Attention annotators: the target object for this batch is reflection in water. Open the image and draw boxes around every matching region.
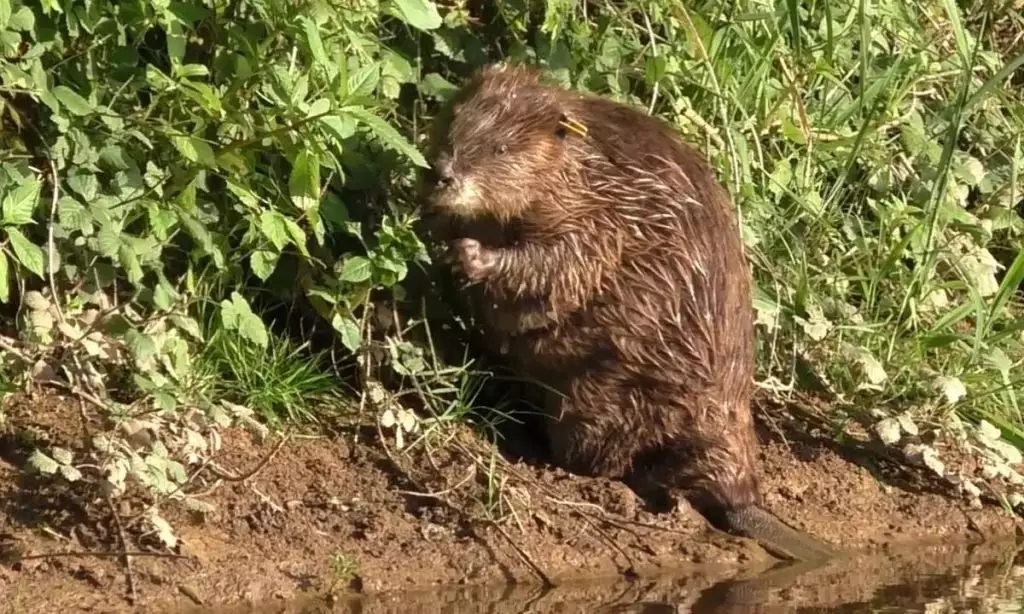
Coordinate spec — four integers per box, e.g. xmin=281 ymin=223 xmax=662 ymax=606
xmin=172 ymin=537 xmax=1024 ymax=613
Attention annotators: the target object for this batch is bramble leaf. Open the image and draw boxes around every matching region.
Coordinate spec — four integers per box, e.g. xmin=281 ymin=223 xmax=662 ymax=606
xmin=2 ymin=178 xmax=40 ymax=225
xmin=52 ymin=85 xmax=94 ymax=116
xmin=390 ymin=0 xmax=443 ymax=31
xmin=341 ymin=106 xmax=429 ymax=168
xmin=6 ymin=228 xmax=45 ymax=279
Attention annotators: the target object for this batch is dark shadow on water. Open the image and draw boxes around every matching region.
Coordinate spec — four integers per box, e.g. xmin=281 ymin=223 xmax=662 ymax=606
xmin=171 ymin=536 xmax=1024 ymax=613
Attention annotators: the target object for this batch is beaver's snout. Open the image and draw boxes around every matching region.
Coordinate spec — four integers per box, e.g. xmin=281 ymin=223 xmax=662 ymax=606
xmin=430 ymin=153 xmax=457 ymax=190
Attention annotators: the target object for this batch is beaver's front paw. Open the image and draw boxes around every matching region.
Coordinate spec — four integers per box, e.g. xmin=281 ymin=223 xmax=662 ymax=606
xmin=454 ymin=238 xmax=496 ymax=282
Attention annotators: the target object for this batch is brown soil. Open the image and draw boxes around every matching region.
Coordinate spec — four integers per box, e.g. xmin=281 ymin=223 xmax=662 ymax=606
xmin=0 ymin=389 xmax=1021 ymax=613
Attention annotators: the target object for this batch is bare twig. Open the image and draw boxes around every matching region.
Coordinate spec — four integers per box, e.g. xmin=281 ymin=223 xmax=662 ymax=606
xmin=642 ymin=9 xmax=660 ymax=115
xmin=106 ymin=496 xmax=138 ymax=605
xmin=17 ymin=550 xmax=192 ymax=561
xmin=205 ymin=429 xmax=292 ymax=482
xmin=489 ymin=518 xmax=555 ymax=588
xmin=45 ymin=377 xmax=110 ymax=413
xmin=0 ymin=335 xmax=33 ymax=364
xmin=45 ymin=158 xmax=66 ymax=325
xmin=395 ymin=465 xmax=477 ymax=499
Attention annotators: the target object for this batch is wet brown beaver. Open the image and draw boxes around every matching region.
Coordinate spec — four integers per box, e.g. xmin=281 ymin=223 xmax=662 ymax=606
xmin=421 ymin=62 xmax=834 ymax=563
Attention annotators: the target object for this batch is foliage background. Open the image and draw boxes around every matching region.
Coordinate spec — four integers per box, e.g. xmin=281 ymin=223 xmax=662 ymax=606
xmin=1 ymin=0 xmax=1023 ymax=540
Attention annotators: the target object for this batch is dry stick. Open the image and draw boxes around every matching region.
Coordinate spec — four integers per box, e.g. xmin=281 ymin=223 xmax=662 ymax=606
xmin=106 ymin=496 xmax=138 ymax=605
xmin=45 ymin=158 xmax=66 ymax=326
xmin=395 ymin=465 xmax=477 ymax=499
xmin=0 ymin=335 xmax=33 ymax=364
xmin=353 ymin=295 xmax=375 ymax=446
xmin=569 ymin=510 xmax=637 ymax=574
xmin=642 ymin=10 xmax=660 ymax=115
xmin=45 ymin=377 xmax=110 ymax=413
xmin=205 ymin=429 xmax=293 ymax=482
xmin=543 ymin=495 xmax=692 ymax=537
xmin=18 ymin=550 xmax=191 ymax=561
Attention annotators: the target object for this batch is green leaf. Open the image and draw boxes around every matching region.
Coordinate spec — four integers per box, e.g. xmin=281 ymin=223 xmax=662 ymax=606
xmin=57 ymin=197 xmax=89 ymax=232
xmin=0 ymin=0 xmax=10 ymax=31
xmin=346 ymin=63 xmax=381 ymax=99
xmin=51 ymin=446 xmax=73 ymax=465
xmin=289 ymin=151 xmax=320 ymax=212
xmin=6 ymin=227 xmax=44 ymax=278
xmin=239 ymin=312 xmax=269 ymax=349
xmin=166 ymin=19 xmax=185 ymax=63
xmin=0 ymin=250 xmax=9 ymax=303
xmin=390 ymin=0 xmax=443 ymax=31
xmin=28 ymin=449 xmax=59 ymax=475
xmin=180 ymin=80 xmax=224 ymax=116
xmin=307 ymin=98 xmax=331 ymax=118
xmin=52 ymin=85 xmax=94 ymax=116
xmin=60 ymin=465 xmax=82 ymax=482
xmin=171 ymin=135 xmax=216 ymax=166
xmin=301 ymin=16 xmax=331 ymax=77
xmin=95 ymin=223 xmax=121 ymax=258
xmin=341 ymin=106 xmax=428 ymax=168
xmin=67 ymin=171 xmax=98 ymax=200
xmin=250 ymin=249 xmax=279 ymax=281
xmin=153 ymin=277 xmax=179 ymax=310
xmin=309 ymin=208 xmax=326 ymax=246
xmin=147 ymin=205 xmax=176 ymax=241
xmin=170 ymin=315 xmax=204 ymax=342
xmin=220 ymin=294 xmax=243 ymax=329
xmin=259 ymin=210 xmax=290 ymax=251
xmin=332 ymin=312 xmax=362 ymax=352
xmin=283 ymin=217 xmax=309 ymax=257
xmin=419 ymin=73 xmax=459 ymax=99
xmin=125 ymin=329 xmax=157 ymax=364
xmin=119 ymin=243 xmax=144 ymax=284
xmin=225 ymin=179 xmax=259 ymax=211
xmin=2 ymin=178 xmax=40 ymax=225
xmin=319 ymin=115 xmax=357 ymax=142
xmin=220 ymin=293 xmax=268 ymax=348
xmin=39 ymin=0 xmax=62 ymax=15
xmin=175 ymin=63 xmax=209 ymax=79
xmin=8 ymin=6 xmax=33 ymax=31
xmin=339 ymin=255 xmax=372 ymax=283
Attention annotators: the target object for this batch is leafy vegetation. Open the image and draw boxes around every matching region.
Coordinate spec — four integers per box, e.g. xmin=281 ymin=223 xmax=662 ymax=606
xmin=0 ymin=0 xmax=1023 ymax=553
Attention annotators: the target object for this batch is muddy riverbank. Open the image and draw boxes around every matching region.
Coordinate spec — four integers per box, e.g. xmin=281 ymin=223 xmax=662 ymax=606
xmin=0 ymin=389 xmax=1020 ymax=612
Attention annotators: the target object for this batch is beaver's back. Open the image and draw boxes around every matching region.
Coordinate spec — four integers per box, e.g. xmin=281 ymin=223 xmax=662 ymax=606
xmin=503 ymin=91 xmax=755 ymax=400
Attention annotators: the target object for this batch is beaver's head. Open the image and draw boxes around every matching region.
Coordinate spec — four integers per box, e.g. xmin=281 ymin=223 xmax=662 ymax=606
xmin=424 ymin=63 xmax=584 ymax=223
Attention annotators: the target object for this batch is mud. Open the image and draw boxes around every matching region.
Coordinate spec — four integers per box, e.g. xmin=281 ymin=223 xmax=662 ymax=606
xmin=166 ymin=538 xmax=1024 ymax=613
xmin=0 ymin=389 xmax=1021 ymax=612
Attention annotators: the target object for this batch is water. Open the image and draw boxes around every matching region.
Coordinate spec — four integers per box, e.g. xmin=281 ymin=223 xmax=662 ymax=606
xmin=177 ymin=537 xmax=1024 ymax=613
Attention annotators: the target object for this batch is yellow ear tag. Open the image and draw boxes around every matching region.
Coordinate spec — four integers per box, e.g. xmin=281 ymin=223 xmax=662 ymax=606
xmin=558 ymin=116 xmax=588 ymax=138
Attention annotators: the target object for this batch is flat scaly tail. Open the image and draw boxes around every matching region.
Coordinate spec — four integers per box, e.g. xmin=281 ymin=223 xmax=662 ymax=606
xmin=724 ymin=504 xmax=835 ymax=563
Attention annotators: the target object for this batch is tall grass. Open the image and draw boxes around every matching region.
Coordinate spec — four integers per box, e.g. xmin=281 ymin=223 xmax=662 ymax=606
xmin=478 ymin=0 xmax=1024 ymax=442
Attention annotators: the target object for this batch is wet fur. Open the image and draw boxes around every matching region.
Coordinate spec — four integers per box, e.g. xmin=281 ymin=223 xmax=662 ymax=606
xmin=423 ymin=63 xmax=827 ymax=558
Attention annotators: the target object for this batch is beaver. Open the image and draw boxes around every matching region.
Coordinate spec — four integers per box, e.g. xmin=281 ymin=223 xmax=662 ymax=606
xmin=421 ymin=62 xmax=834 ymax=564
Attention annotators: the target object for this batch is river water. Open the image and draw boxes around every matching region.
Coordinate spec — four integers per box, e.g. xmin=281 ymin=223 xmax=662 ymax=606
xmin=176 ymin=536 xmax=1024 ymax=613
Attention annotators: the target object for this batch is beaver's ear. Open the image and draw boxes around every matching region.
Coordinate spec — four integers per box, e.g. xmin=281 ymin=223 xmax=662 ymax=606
xmin=555 ymin=112 xmax=588 ymax=141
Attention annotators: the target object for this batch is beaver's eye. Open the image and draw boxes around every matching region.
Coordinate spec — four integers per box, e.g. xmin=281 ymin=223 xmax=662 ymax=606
xmin=495 ymin=143 xmax=508 ymax=156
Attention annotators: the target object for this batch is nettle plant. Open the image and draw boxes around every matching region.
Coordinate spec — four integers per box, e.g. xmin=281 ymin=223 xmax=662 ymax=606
xmin=0 ymin=0 xmax=460 ymax=544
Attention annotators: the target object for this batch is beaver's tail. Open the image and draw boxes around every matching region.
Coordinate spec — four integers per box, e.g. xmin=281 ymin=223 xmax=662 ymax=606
xmin=721 ymin=504 xmax=835 ymax=563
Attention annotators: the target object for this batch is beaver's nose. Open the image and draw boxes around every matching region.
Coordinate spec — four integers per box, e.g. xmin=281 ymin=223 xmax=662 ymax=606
xmin=432 ymin=154 xmax=456 ymax=188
